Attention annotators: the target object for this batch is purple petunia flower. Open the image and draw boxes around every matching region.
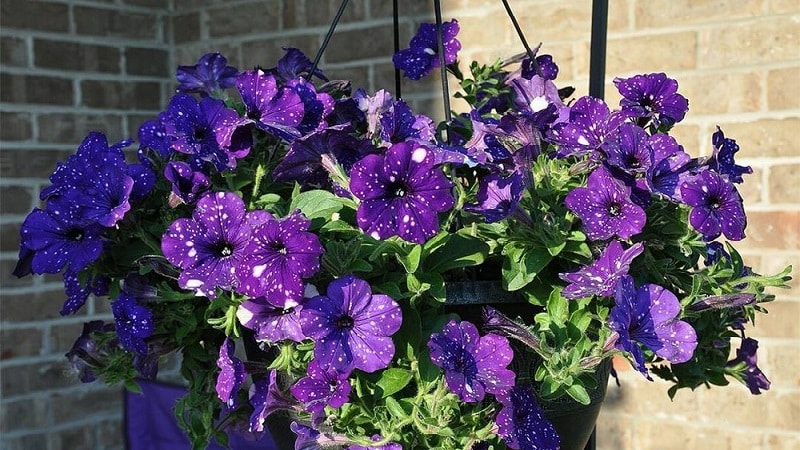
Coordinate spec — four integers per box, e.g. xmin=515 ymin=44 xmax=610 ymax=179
xmin=162 ymin=94 xmax=244 ymax=171
xmin=60 ymin=270 xmax=108 ymax=315
xmin=216 ymin=337 xmax=246 ymax=407
xmin=608 ymin=276 xmax=697 ymax=378
xmin=237 ymin=295 xmax=306 ymax=343
xmin=428 ymin=319 xmax=515 ymax=403
xmin=726 ymin=338 xmax=770 ymax=395
xmin=680 ymin=170 xmax=746 ymax=241
xmin=137 ymin=116 xmax=173 ymax=163
xmin=285 ymin=78 xmax=335 ymax=134
xmin=348 ymin=435 xmax=402 ymax=450
xmin=482 ymin=306 xmax=541 ymax=352
xmin=496 ymin=384 xmax=560 ymax=450
xmin=565 ymin=166 xmax=647 ymax=241
xmin=65 ymin=320 xmax=116 ymax=383
xmin=249 ymin=370 xmax=297 ymax=433
xmin=521 ymin=54 xmax=559 ymax=81
xmin=300 ymin=275 xmax=402 ymax=374
xmin=646 ymin=133 xmax=693 ymax=199
xmin=19 ymin=200 xmax=106 ymax=275
xmin=602 ymin=122 xmax=651 ymax=176
xmin=354 ymin=89 xmax=395 ymax=138
xmin=266 ymin=47 xmax=328 ymax=82
xmin=709 ymin=126 xmax=752 ymax=184
xmin=464 ymin=172 xmax=525 ymax=224
xmin=111 ymin=292 xmax=155 ymax=356
xmin=216 ymin=69 xmax=304 ymax=145
xmin=393 ymin=19 xmax=461 ymax=80
xmin=547 ymin=96 xmax=625 ymax=158
xmin=163 ymin=161 xmax=211 ymax=206
xmin=350 ymin=142 xmax=455 ymax=244
xmin=613 ymin=72 xmax=689 ymax=127
xmin=379 ymin=99 xmax=435 ymax=145
xmin=508 ymin=75 xmax=568 ymax=128
xmin=175 ymin=52 xmax=239 ymax=98
xmin=238 ymin=210 xmax=324 ymax=307
xmin=560 ymin=241 xmax=645 ymax=300
xmin=290 ymin=359 xmax=351 ymax=413
xmin=161 ymin=191 xmax=251 ymax=297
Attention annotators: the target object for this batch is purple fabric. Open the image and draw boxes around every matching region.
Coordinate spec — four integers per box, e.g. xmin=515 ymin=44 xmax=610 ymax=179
xmin=125 ymin=379 xmax=276 ymax=450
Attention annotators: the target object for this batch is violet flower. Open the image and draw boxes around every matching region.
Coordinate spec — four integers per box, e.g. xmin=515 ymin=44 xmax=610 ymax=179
xmin=482 ymin=306 xmax=541 ymax=352
xmin=379 ymin=99 xmax=435 ymax=145
xmin=393 ymin=19 xmax=461 ymax=80
xmin=161 ymin=191 xmax=252 ymax=298
xmin=249 ymin=370 xmax=297 ymax=433
xmin=60 ymin=270 xmax=101 ymax=315
xmin=565 ymin=166 xmax=647 ymax=241
xmin=284 ymin=77 xmax=335 ymax=134
xmin=608 ymin=276 xmax=697 ymax=378
xmin=559 ymin=241 xmax=645 ymax=300
xmin=65 ymin=320 xmax=115 ymax=383
xmin=547 ymin=96 xmax=625 ymax=158
xmin=680 ymin=170 xmax=746 ymax=241
xmin=216 ymin=337 xmax=246 ymax=407
xmin=163 ymin=161 xmax=211 ymax=205
xmin=350 ymin=142 xmax=455 ymax=244
xmin=496 ymin=384 xmax=560 ymax=450
xmin=464 ymin=173 xmax=525 ymax=224
xmin=290 ymin=359 xmax=351 ymax=413
xmin=646 ymin=133 xmax=693 ymax=199
xmin=726 ymin=338 xmax=771 ymax=395
xmin=428 ymin=319 xmax=515 ymax=403
xmin=266 ymin=47 xmax=328 ymax=82
xmin=175 ymin=52 xmax=239 ymax=98
xmin=709 ymin=126 xmax=752 ymax=184
xmin=237 ymin=295 xmax=306 ymax=343
xmin=613 ymin=72 xmax=689 ymax=127
xmin=238 ymin=210 xmax=324 ymax=307
xmin=602 ymin=122 xmax=651 ymax=176
xmin=300 ymin=275 xmax=402 ymax=374
xmin=111 ymin=292 xmax=155 ymax=356
xmin=348 ymin=435 xmax=402 ymax=450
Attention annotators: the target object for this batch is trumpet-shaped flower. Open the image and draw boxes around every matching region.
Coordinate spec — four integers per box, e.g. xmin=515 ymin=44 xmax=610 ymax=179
xmin=680 ymin=170 xmax=746 ymax=241
xmin=393 ymin=19 xmax=461 ymax=80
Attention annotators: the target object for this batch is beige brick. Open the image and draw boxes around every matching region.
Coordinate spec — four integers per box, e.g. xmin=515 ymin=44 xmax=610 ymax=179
xmin=515 ymin=1 xmax=595 ymax=42
xmin=768 ymin=67 xmax=800 ymax=111
xmin=240 ymin=36 xmax=318 ymax=71
xmin=740 ymin=210 xmax=800 ymax=250
xmin=769 ymin=164 xmax=800 ymax=204
xmin=766 ymin=432 xmax=800 ymax=449
xmin=680 ymin=71 xmax=762 ymax=115
xmin=756 ymin=252 xmax=799 ymax=292
xmin=588 ymin=31 xmax=697 ymax=78
xmin=326 ymin=24 xmax=396 ymax=64
xmin=739 ymin=166 xmax=764 ymax=205
xmin=458 ymin=12 xmax=512 ymax=50
xmin=634 ymin=0 xmax=764 ymax=29
xmin=722 ymin=118 xmax=800 ymax=158
xmin=767 ymin=390 xmax=800 ymax=430
xmin=770 ymin=0 xmax=800 ymax=13
xmin=695 ymin=382 xmax=776 ymax=428
xmin=755 ymin=300 xmax=800 ymax=338
xmin=698 ymin=16 xmax=800 ymax=68
xmin=595 ymin=414 xmax=635 ymax=450
xmin=760 ymin=341 xmax=800 ymax=388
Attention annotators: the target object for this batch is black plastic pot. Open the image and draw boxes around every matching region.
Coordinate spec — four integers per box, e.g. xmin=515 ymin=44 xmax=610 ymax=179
xmin=445 ymin=281 xmax=611 ymax=450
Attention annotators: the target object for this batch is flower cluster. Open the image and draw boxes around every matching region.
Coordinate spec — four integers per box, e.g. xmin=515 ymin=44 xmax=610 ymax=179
xmin=15 ymin=18 xmax=791 ymax=450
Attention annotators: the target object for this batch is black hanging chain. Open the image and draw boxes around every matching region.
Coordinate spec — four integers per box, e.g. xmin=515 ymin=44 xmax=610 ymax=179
xmin=392 ymin=0 xmax=402 ymax=98
xmin=433 ymin=0 xmax=452 ymax=141
xmin=501 ymin=0 xmax=542 ymax=77
xmin=589 ymin=0 xmax=609 ymax=100
xmin=307 ymin=0 xmax=350 ymax=80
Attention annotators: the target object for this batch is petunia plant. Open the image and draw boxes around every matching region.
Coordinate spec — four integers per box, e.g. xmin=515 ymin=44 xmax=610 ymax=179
xmin=14 ymin=17 xmax=792 ymax=450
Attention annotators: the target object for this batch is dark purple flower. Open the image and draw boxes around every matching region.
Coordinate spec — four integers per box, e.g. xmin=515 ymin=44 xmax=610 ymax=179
xmin=137 ymin=116 xmax=173 ymax=163
xmin=216 ymin=337 xmax=246 ymax=406
xmin=65 ymin=320 xmax=116 ymax=383
xmin=249 ymin=370 xmax=296 ymax=433
xmin=217 ymin=69 xmax=304 ymax=145
xmin=565 ymin=166 xmax=647 ymax=241
xmin=496 ymin=384 xmax=560 ymax=450
xmin=726 ymin=338 xmax=770 ymax=395
xmin=602 ymin=122 xmax=651 ymax=175
xmin=646 ymin=133 xmax=692 ymax=199
xmin=111 ymin=292 xmax=155 ymax=356
xmin=176 ymin=52 xmax=239 ymax=97
xmin=482 ymin=306 xmax=541 ymax=352
xmin=521 ymin=54 xmax=559 ymax=81
xmin=348 ymin=435 xmax=402 ymax=450
xmin=285 ymin=78 xmax=335 ymax=134
xmin=350 ymin=142 xmax=455 ymax=244
xmin=163 ymin=94 xmax=244 ymax=170
xmin=464 ymin=173 xmax=525 ymax=224
xmin=689 ymin=293 xmax=756 ymax=311
xmin=428 ymin=319 xmax=515 ymax=402
xmin=290 ymin=359 xmax=351 ymax=413
xmin=355 ymin=89 xmax=394 ymax=137
xmin=704 ymin=241 xmax=731 ymax=266
xmin=608 ymin=276 xmax=697 ymax=378
xmin=547 ymin=96 xmax=625 ymax=158
xmin=300 ymin=275 xmax=401 ymax=373
xmin=238 ymin=210 xmax=324 ymax=306
xmin=163 ymin=161 xmax=211 ymax=205
xmin=161 ymin=192 xmax=251 ymax=297
xmin=680 ymin=170 xmax=746 ymax=241
xmin=508 ymin=75 xmax=568 ymax=127
xmin=709 ymin=126 xmax=752 ymax=183
xmin=267 ymin=47 xmax=328 ymax=82
xmin=393 ymin=19 xmax=461 ymax=80
xmin=379 ymin=100 xmax=435 ymax=145
xmin=60 ymin=270 xmax=103 ymax=315
xmin=560 ymin=241 xmax=645 ymax=300
xmin=613 ymin=72 xmax=689 ymax=127
xmin=19 ymin=200 xmax=105 ymax=274
xmin=273 ymin=128 xmax=374 ymax=189
xmin=237 ymin=295 xmax=306 ymax=343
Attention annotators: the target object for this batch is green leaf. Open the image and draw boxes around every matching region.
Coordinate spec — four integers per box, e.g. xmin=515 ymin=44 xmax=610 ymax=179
xmin=289 ymin=189 xmax=343 ymax=220
xmin=502 ymin=244 xmax=553 ymax=291
xmin=397 ymin=244 xmax=422 ymax=273
xmin=566 ymin=383 xmax=591 ymax=405
xmin=376 ymin=368 xmax=413 ymax=398
xmin=424 ymin=233 xmax=489 ymax=273
xmin=384 ymin=396 xmax=409 ymax=420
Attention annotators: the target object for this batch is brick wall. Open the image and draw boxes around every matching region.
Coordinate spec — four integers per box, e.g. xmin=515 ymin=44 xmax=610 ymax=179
xmin=1 ymin=1 xmax=797 ymax=449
